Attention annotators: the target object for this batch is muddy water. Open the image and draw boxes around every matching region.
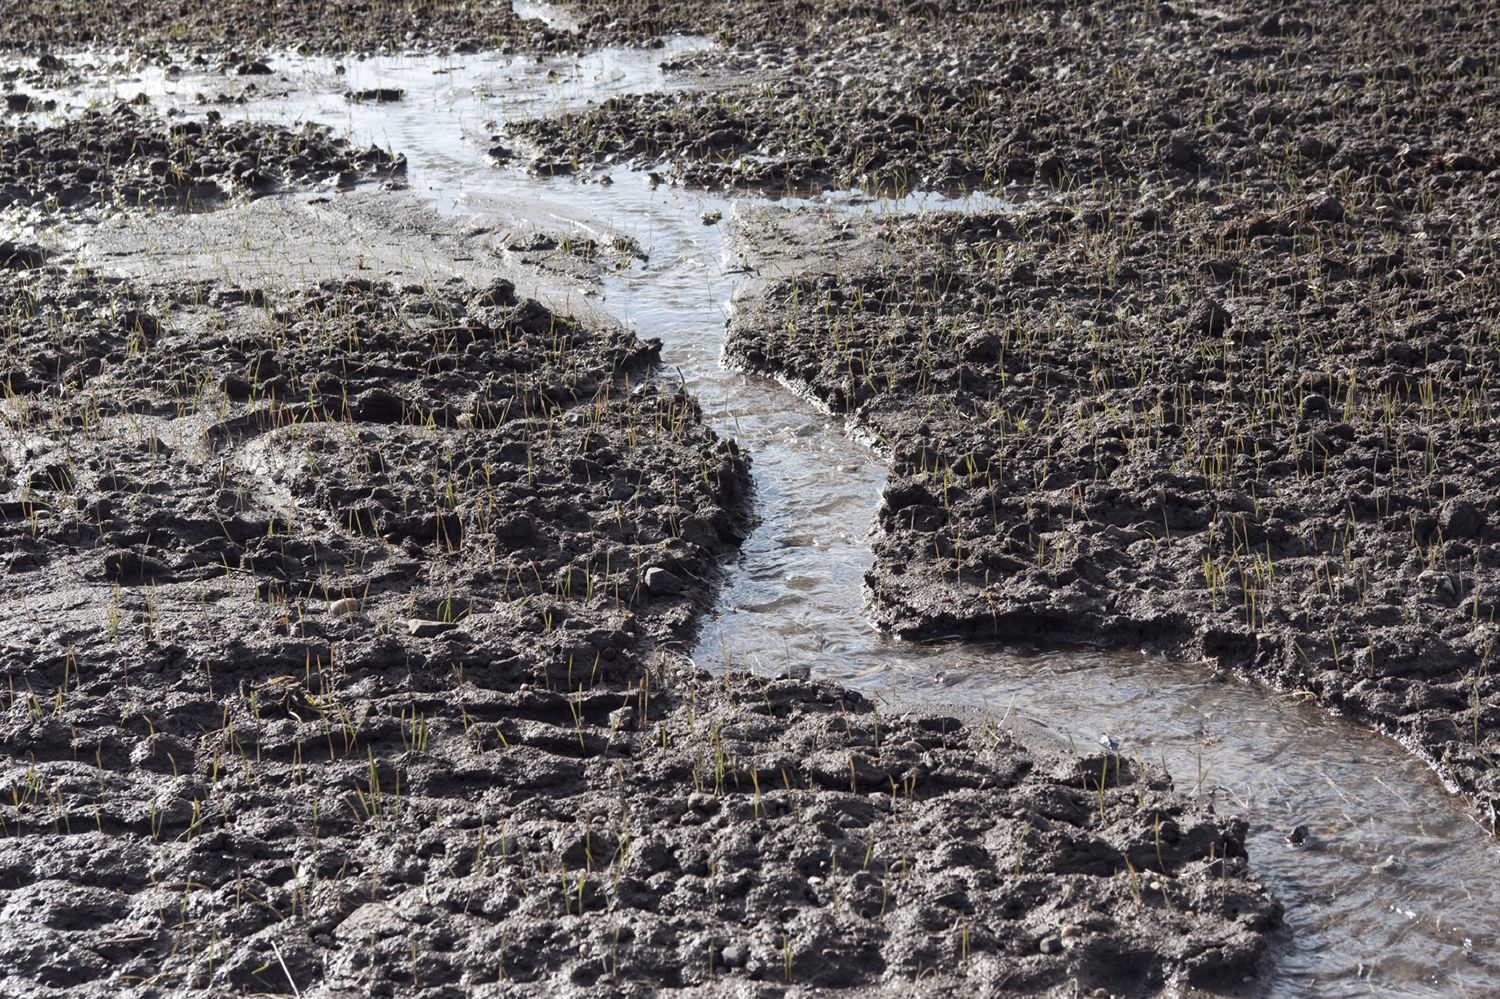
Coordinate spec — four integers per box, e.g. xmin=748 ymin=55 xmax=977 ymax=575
xmin=12 ymin=27 xmax=1500 ymax=997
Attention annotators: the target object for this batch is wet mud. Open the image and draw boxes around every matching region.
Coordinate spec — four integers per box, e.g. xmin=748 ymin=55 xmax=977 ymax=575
xmin=0 ymin=1 xmax=569 ymax=56
xmin=0 ymin=104 xmax=405 ymax=213
xmin=0 ymin=253 xmax=1276 ymax=996
xmin=510 ymin=0 xmax=1500 ymax=815
xmin=687 ymin=1 xmax=1500 ymax=816
xmin=22 ymin=0 xmax=1473 ymax=993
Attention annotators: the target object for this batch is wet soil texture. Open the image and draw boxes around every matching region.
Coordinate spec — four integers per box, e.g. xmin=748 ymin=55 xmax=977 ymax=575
xmin=514 ymin=2 xmax=1497 ymax=197
xmin=0 ymin=1 xmax=1300 ymax=995
xmin=663 ymin=4 xmax=1500 ymax=815
xmin=0 ymin=1 xmax=569 ymax=56
xmin=0 ymin=105 xmax=405 ymax=212
xmin=508 ymin=0 xmax=1500 ymax=814
xmin=0 ymin=255 xmax=1277 ymax=996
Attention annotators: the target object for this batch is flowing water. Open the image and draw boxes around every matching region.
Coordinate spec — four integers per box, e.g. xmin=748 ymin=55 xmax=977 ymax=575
xmin=9 ymin=17 xmax=1500 ymax=995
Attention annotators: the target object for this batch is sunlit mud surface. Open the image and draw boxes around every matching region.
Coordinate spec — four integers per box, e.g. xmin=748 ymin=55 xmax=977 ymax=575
xmin=8 ymin=31 xmax=1497 ymax=997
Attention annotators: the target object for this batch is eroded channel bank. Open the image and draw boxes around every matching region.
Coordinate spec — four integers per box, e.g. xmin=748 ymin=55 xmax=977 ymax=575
xmin=0 ymin=20 xmax=1280 ymax=999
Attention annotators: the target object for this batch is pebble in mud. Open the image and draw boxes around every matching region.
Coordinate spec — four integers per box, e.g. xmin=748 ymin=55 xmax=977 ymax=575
xmin=644 ymin=566 xmax=685 ymax=594
xmin=405 ymin=618 xmax=457 ymax=638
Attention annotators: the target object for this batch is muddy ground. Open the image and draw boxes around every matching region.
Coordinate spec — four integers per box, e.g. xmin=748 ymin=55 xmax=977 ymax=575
xmin=0 ymin=250 xmax=1279 ymax=996
xmin=514 ymin=0 xmax=1500 ymax=817
xmin=0 ymin=105 xmax=406 ymax=213
xmin=0 ymin=13 xmax=1285 ymax=994
xmin=502 ymin=0 xmax=1500 ymax=810
xmin=0 ymin=1 xmax=570 ymax=56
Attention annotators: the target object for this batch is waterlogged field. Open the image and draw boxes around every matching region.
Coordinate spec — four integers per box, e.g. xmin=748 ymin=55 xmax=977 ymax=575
xmin=0 ymin=1 xmax=1497 ymax=996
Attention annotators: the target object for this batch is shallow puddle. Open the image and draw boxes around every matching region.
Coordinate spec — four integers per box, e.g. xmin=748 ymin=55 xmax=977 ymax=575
xmin=11 ymin=28 xmax=1500 ymax=997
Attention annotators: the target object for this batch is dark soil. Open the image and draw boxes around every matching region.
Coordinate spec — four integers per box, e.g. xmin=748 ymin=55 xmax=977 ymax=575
xmin=0 ymin=1 xmax=568 ymax=56
xmin=0 ymin=259 xmax=1277 ymax=995
xmin=713 ymin=12 xmax=1500 ymax=815
xmin=0 ymin=2 xmax=1300 ymax=994
xmin=0 ymin=651 xmax=1282 ymax=996
xmin=511 ymin=1 xmax=1497 ymax=197
xmin=0 ymin=104 xmax=405 ymax=212
xmin=511 ymin=0 xmax=1500 ymax=818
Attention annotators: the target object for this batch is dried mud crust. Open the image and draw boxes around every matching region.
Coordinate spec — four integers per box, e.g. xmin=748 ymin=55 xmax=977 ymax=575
xmin=0 ymin=0 xmax=568 ymax=56
xmin=0 ymin=659 xmax=1278 ymax=997
xmin=0 ymin=104 xmax=406 ymax=213
xmin=0 ymin=264 xmax=1278 ymax=996
xmin=509 ymin=0 xmax=1496 ymax=195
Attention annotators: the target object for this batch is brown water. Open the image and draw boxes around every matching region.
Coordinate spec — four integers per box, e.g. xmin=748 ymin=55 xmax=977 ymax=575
xmin=6 ymin=22 xmax=1498 ymax=996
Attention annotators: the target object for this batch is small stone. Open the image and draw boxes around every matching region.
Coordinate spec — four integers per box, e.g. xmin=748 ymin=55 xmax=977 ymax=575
xmin=1371 ymin=855 xmax=1404 ymax=875
xmin=1286 ymin=824 xmax=1308 ymax=847
xmin=701 ymin=211 xmax=723 ymax=225
xmin=407 ymin=619 xmax=457 ymax=638
xmin=644 ymin=567 xmax=683 ymax=595
xmin=720 ymin=942 xmax=749 ymax=968
xmin=1439 ymin=499 xmax=1485 ymax=540
xmin=608 ymin=705 xmax=637 ymax=730
xmin=1039 ymin=935 xmax=1064 ymax=955
xmin=328 ymin=597 xmax=360 ymax=617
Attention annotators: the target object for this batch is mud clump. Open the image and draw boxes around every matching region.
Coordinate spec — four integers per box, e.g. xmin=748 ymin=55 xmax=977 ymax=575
xmin=0 ymin=104 xmax=406 ymax=212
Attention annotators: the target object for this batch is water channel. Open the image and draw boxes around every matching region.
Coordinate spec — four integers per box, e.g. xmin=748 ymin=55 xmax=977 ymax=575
xmin=9 ymin=18 xmax=1497 ymax=995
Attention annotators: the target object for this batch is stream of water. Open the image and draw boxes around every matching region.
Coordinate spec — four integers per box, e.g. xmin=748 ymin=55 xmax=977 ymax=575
xmin=11 ymin=20 xmax=1500 ymax=996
